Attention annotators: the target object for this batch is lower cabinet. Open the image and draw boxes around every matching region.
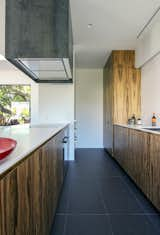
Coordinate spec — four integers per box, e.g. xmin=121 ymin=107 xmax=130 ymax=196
xmin=0 ymin=129 xmax=66 ymax=235
xmin=113 ymin=125 xmax=129 ymax=170
xmin=114 ymin=125 xmax=160 ymax=211
xmin=150 ymin=134 xmax=160 ymax=210
xmin=128 ymin=129 xmax=150 ymax=198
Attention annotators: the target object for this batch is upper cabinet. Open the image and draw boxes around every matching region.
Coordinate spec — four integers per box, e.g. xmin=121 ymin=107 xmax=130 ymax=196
xmin=0 ymin=0 xmax=73 ymax=83
xmin=135 ymin=9 xmax=160 ymax=68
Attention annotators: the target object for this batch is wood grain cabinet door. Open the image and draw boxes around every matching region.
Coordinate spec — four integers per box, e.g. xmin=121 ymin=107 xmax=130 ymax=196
xmin=113 ymin=126 xmax=160 ymax=211
xmin=0 ymin=169 xmax=23 ymax=235
xmin=103 ymin=57 xmax=113 ymax=154
xmin=128 ymin=129 xmax=150 ymax=197
xmin=149 ymin=134 xmax=160 ymax=210
xmin=112 ymin=51 xmax=141 ymax=125
xmin=114 ymin=126 xmax=150 ymax=201
xmin=113 ymin=64 xmax=128 ymax=124
xmin=103 ymin=51 xmax=141 ymax=156
xmin=0 ymin=153 xmax=44 ymax=235
xmin=55 ymin=130 xmax=65 ymax=196
xmin=113 ymin=125 xmax=129 ymax=169
xmin=0 ymin=130 xmax=65 ymax=235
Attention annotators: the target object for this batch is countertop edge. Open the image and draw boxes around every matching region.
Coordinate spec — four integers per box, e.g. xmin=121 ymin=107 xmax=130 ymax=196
xmin=0 ymin=124 xmax=69 ymax=179
xmin=114 ymin=124 xmax=160 ymax=135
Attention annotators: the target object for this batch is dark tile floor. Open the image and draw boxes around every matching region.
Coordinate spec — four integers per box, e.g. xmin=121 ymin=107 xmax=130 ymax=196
xmin=51 ymin=149 xmax=160 ymax=235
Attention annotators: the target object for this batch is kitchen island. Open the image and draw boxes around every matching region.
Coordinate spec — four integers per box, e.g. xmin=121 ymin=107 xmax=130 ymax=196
xmin=114 ymin=124 xmax=160 ymax=211
xmin=0 ymin=124 xmax=69 ymax=235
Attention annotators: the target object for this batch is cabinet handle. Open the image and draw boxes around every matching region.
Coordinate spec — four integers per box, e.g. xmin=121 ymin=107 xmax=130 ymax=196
xmin=62 ymin=137 xmax=69 ymax=143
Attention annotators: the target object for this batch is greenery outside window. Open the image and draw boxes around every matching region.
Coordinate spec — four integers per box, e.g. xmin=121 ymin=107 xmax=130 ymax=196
xmin=0 ymin=85 xmax=31 ymax=126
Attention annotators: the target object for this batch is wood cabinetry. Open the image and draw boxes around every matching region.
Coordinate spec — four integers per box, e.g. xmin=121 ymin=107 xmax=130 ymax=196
xmin=149 ymin=134 xmax=160 ymax=209
xmin=103 ymin=55 xmax=113 ymax=154
xmin=113 ymin=125 xmax=129 ymax=170
xmin=103 ymin=51 xmax=141 ymax=154
xmin=114 ymin=125 xmax=160 ymax=211
xmin=0 ymin=129 xmax=66 ymax=235
xmin=128 ymin=129 xmax=150 ymax=197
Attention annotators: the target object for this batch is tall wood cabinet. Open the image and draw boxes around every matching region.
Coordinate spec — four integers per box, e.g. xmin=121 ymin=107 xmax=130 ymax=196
xmin=103 ymin=51 xmax=141 ymax=155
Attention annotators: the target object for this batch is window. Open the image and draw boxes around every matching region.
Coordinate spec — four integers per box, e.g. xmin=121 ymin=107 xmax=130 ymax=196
xmin=0 ymin=85 xmax=31 ymax=126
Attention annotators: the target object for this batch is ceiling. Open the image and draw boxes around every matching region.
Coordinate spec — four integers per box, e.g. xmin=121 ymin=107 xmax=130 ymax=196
xmin=0 ymin=1 xmax=160 ymax=71
xmin=70 ymin=0 xmax=160 ymax=68
xmin=0 ymin=60 xmax=17 ymax=70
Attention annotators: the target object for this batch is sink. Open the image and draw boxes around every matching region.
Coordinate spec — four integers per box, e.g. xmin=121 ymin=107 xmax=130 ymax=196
xmin=143 ymin=128 xmax=160 ymax=132
xmin=0 ymin=138 xmax=17 ymax=160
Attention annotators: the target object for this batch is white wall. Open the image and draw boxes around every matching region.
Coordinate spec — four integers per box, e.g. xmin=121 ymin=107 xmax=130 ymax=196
xmin=141 ymin=53 xmax=160 ymax=126
xmin=38 ymin=84 xmax=74 ymax=124
xmin=0 ymin=68 xmax=39 ymax=124
xmin=38 ymin=83 xmax=75 ymax=160
xmin=75 ymin=69 xmax=103 ymax=148
xmin=37 ymin=48 xmax=76 ymax=160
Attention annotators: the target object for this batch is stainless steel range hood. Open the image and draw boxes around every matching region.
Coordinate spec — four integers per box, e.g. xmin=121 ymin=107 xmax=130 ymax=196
xmin=9 ymin=58 xmax=72 ymax=83
xmin=5 ymin=0 xmax=73 ymax=83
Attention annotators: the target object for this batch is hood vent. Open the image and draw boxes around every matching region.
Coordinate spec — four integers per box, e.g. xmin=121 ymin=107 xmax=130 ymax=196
xmin=5 ymin=0 xmax=73 ymax=83
xmin=9 ymin=58 xmax=72 ymax=83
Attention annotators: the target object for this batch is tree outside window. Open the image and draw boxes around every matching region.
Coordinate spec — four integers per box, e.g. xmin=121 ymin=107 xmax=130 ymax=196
xmin=0 ymin=85 xmax=31 ymax=126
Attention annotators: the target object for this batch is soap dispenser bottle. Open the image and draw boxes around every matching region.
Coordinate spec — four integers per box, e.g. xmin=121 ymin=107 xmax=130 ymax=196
xmin=152 ymin=113 xmax=157 ymax=126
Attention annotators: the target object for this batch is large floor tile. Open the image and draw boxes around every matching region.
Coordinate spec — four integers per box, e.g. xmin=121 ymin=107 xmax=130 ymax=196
xmin=56 ymin=178 xmax=70 ymax=213
xmin=67 ymin=160 xmax=123 ymax=180
xmin=99 ymin=178 xmax=143 ymax=213
xmin=67 ymin=179 xmax=106 ymax=214
xmin=51 ymin=215 xmax=66 ymax=235
xmin=104 ymin=193 xmax=143 ymax=214
xmin=121 ymin=175 xmax=159 ymax=214
xmin=110 ymin=214 xmax=160 ymax=235
xmin=66 ymin=215 xmax=113 ymax=235
xmin=99 ymin=178 xmax=130 ymax=194
xmin=146 ymin=214 xmax=160 ymax=233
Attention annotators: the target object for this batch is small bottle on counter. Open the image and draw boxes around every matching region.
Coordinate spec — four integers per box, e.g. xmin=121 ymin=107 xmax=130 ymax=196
xmin=137 ymin=118 xmax=142 ymax=125
xmin=131 ymin=114 xmax=136 ymax=125
xmin=152 ymin=113 xmax=157 ymax=126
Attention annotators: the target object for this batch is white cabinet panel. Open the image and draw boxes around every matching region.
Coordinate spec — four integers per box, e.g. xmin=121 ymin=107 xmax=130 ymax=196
xmin=136 ymin=10 xmax=160 ymax=68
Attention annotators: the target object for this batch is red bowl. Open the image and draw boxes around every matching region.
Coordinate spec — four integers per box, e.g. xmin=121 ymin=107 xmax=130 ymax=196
xmin=0 ymin=138 xmax=17 ymax=160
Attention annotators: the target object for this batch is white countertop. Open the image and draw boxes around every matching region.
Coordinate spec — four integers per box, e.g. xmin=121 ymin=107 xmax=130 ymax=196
xmin=0 ymin=123 xmax=68 ymax=177
xmin=115 ymin=124 xmax=160 ymax=134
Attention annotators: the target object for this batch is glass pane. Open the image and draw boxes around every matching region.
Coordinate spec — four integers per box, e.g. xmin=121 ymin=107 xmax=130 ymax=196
xmin=0 ymin=85 xmax=31 ymax=126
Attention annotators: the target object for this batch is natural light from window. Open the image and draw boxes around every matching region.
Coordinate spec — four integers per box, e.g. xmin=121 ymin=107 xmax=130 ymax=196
xmin=0 ymin=85 xmax=31 ymax=126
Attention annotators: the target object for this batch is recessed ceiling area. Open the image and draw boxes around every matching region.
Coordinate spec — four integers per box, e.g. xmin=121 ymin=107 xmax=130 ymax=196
xmin=70 ymin=0 xmax=160 ymax=68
